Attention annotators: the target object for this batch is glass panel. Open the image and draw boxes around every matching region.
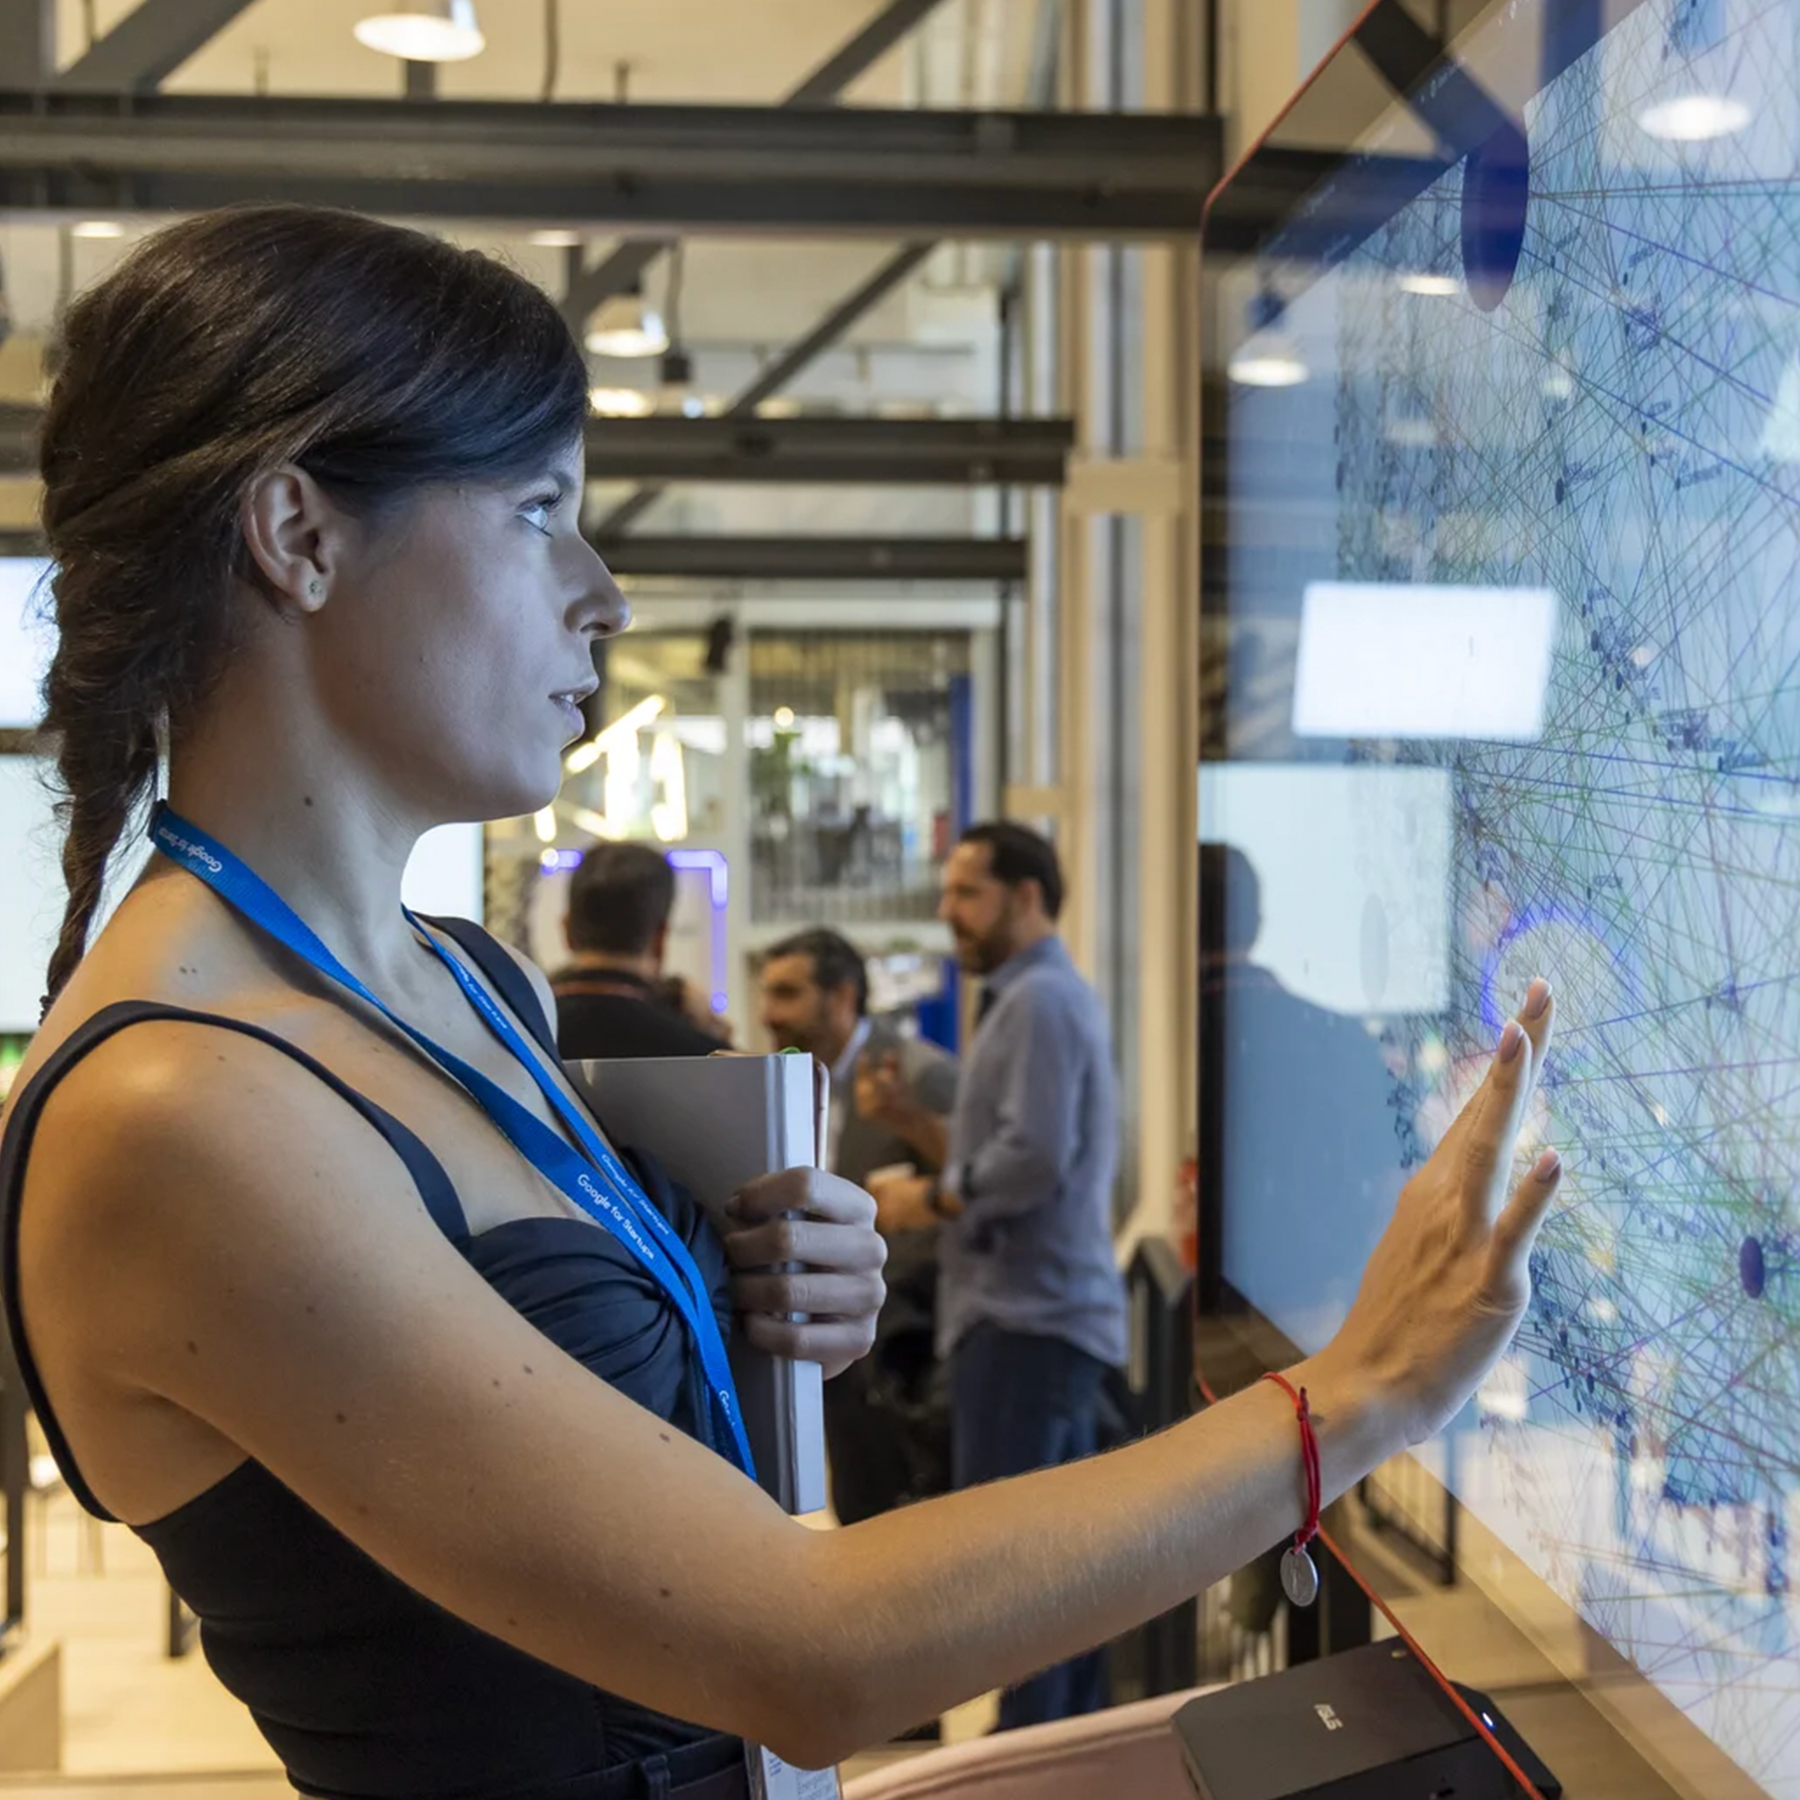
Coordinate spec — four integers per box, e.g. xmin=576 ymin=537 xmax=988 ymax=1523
xmin=571 ymin=633 xmax=728 ymax=849
xmin=747 ymin=631 xmax=973 ymax=924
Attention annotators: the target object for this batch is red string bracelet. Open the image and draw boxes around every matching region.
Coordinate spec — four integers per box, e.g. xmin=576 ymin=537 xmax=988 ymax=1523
xmin=1263 ymin=1371 xmax=1323 ymax=1606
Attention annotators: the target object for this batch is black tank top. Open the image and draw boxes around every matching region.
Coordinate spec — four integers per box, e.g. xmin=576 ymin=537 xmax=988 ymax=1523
xmin=0 ymin=919 xmax=746 ymax=1800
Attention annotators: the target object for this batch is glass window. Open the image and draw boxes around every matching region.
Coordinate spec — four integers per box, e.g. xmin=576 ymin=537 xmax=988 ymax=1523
xmin=747 ymin=631 xmax=973 ymax=924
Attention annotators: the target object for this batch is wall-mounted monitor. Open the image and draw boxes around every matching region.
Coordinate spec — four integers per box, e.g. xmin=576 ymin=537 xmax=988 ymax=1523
xmin=1201 ymin=0 xmax=1799 ymax=1795
xmin=0 ymin=757 xmax=484 ymax=1036
xmin=0 ymin=559 xmax=53 ymax=730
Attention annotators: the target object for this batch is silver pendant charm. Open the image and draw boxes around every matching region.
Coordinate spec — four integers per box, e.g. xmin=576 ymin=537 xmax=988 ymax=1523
xmin=1280 ymin=1544 xmax=1320 ymax=1607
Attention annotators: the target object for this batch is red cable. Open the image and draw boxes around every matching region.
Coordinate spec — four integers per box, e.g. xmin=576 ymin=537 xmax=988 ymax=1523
xmin=1203 ymin=1364 xmax=1548 ymax=1800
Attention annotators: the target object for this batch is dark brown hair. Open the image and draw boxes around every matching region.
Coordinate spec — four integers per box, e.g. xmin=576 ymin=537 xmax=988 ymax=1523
xmin=959 ymin=820 xmax=1065 ymax=920
xmin=566 ymin=842 xmax=677 ymax=958
xmin=35 ymin=204 xmax=588 ymax=1014
xmin=763 ymin=927 xmax=869 ymax=1018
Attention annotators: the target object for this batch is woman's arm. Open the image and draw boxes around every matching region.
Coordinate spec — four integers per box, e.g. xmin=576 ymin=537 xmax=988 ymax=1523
xmin=19 ymin=985 xmax=1557 ymax=1768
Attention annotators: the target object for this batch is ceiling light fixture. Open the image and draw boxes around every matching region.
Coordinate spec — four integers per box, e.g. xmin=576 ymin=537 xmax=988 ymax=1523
xmin=353 ymin=0 xmax=485 ymax=63
xmin=658 ymin=346 xmax=694 ymax=415
xmin=1227 ymin=331 xmax=1309 ymax=388
xmin=1229 ymin=285 xmax=1309 ymax=388
xmin=1636 ymin=93 xmax=1751 ymax=141
xmin=588 ymin=386 xmax=655 ymax=418
xmin=71 ymin=220 xmax=125 ymax=240
xmin=584 ymin=281 xmax=668 ymax=359
xmin=1397 ymin=272 xmax=1460 ymax=297
xmin=530 ymin=228 xmax=583 ymax=248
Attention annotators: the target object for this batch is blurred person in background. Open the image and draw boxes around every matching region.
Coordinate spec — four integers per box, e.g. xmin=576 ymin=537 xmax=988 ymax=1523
xmin=871 ymin=821 xmax=1125 ymax=1729
xmin=552 ymin=841 xmax=730 ymax=1060
xmin=760 ymin=929 xmax=957 ymax=1539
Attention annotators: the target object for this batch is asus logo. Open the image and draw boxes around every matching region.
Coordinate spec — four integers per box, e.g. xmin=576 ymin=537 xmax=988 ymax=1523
xmin=1314 ymin=1703 xmax=1344 ymax=1733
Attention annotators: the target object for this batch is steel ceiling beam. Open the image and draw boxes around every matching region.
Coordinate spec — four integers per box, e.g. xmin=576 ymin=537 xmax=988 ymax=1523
xmin=596 ymin=534 xmax=1026 ymax=583
xmin=598 ymin=241 xmax=935 ymax=535
xmin=0 ymin=407 xmax=1073 ymax=485
xmin=0 ymin=525 xmax=1029 ymax=582
xmin=584 ymin=415 xmax=1072 ymax=486
xmin=0 ymin=402 xmax=35 ymax=472
xmin=52 ymin=0 xmax=257 ymax=92
xmin=0 ymin=1 xmax=53 ymax=86
xmin=785 ymin=0 xmax=948 ymax=106
xmin=0 ymin=91 xmax=1215 ymax=237
xmin=561 ymin=0 xmax=951 ymax=331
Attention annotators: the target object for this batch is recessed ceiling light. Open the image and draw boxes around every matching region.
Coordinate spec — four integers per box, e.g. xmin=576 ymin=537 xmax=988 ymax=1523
xmin=71 ymin=220 xmax=125 ymax=240
xmin=588 ymin=387 xmax=654 ymax=418
xmin=1227 ymin=331 xmax=1309 ymax=388
xmin=529 ymin=228 xmax=583 ymax=248
xmin=1397 ymin=272 xmax=1459 ymax=297
xmin=1637 ymin=93 xmax=1752 ymax=142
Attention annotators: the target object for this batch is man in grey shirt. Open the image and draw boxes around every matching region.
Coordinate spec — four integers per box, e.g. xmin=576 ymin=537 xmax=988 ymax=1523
xmin=871 ymin=821 xmax=1126 ymax=1730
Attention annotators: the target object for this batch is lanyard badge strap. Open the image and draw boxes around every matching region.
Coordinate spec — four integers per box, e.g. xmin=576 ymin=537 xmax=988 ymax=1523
xmin=148 ymin=804 xmax=754 ymax=1478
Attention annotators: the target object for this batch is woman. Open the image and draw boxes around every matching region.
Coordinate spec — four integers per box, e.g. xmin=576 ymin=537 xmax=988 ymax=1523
xmin=0 ymin=207 xmax=1562 ymax=1800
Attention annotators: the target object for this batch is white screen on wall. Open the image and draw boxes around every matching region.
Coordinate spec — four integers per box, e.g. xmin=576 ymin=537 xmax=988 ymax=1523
xmin=0 ymin=759 xmax=483 ymax=1032
xmin=0 ymin=558 xmax=54 ymax=730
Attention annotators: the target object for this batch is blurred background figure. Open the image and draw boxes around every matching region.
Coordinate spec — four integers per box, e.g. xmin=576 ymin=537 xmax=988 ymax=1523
xmin=871 ymin=821 xmax=1125 ymax=1730
xmin=552 ymin=843 xmax=733 ymax=1060
xmin=759 ymin=927 xmax=959 ymax=1542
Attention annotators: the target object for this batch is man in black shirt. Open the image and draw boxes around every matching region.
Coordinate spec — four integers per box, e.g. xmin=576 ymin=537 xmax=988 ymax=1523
xmin=550 ymin=842 xmax=729 ymax=1060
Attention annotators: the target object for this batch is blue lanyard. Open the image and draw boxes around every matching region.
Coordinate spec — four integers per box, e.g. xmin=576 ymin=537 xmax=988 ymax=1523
xmin=148 ymin=804 xmax=754 ymax=1478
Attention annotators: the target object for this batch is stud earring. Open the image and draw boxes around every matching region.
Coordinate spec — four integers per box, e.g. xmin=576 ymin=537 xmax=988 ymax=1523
xmin=308 ymin=579 xmax=323 ymax=598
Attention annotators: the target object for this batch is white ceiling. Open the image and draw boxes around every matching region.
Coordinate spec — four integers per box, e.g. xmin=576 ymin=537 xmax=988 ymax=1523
xmin=51 ymin=0 xmax=1043 ymax=108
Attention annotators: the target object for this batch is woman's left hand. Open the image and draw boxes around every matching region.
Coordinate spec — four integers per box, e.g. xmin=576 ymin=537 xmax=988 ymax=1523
xmin=722 ymin=1169 xmax=889 ymax=1380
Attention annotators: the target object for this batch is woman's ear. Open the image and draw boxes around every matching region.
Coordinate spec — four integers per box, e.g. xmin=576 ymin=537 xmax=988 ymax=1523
xmin=239 ymin=465 xmax=338 ymax=614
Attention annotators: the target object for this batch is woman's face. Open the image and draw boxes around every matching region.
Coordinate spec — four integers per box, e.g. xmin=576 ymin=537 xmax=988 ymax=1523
xmin=305 ymin=442 xmax=626 ymax=825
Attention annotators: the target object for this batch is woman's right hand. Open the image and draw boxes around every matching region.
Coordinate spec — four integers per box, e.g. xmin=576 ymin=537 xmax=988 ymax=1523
xmin=1319 ymin=977 xmax=1562 ymax=1449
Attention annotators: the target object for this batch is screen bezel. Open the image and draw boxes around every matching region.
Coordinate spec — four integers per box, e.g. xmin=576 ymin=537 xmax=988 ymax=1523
xmin=1194 ymin=4 xmax=1778 ymax=1797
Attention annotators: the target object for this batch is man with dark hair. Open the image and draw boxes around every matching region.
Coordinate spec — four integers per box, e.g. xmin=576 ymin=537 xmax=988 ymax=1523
xmin=759 ymin=928 xmax=958 ymax=1534
xmin=551 ymin=842 xmax=728 ymax=1061
xmin=870 ymin=819 xmax=1125 ymax=1730
xmin=759 ymin=928 xmax=955 ymax=1178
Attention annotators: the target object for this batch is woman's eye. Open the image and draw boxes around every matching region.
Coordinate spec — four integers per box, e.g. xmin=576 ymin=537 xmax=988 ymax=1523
xmin=522 ymin=494 xmax=559 ymax=534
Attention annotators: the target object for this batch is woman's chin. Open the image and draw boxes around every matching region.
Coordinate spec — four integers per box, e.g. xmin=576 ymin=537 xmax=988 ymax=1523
xmin=459 ymin=766 xmax=562 ymax=829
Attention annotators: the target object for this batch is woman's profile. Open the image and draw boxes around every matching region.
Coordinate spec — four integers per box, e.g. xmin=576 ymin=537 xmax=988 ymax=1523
xmin=0 ymin=206 xmax=1562 ymax=1800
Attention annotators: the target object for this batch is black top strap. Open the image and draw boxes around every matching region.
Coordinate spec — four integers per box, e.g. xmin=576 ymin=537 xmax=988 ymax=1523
xmin=418 ymin=916 xmax=562 ymax=1063
xmin=1 ymin=1000 xmax=474 ymax=1521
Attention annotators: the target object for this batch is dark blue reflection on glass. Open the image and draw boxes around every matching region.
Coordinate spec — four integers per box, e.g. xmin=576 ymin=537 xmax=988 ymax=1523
xmin=1461 ymin=121 xmax=1531 ymax=312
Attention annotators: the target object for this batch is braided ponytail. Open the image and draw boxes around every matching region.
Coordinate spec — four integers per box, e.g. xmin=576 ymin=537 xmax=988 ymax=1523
xmin=40 ymin=703 xmax=160 ymax=1019
xmin=32 ymin=203 xmax=589 ymax=1016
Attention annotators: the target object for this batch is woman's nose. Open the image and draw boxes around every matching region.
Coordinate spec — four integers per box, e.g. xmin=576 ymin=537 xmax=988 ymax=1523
xmin=583 ymin=552 xmax=632 ymax=640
